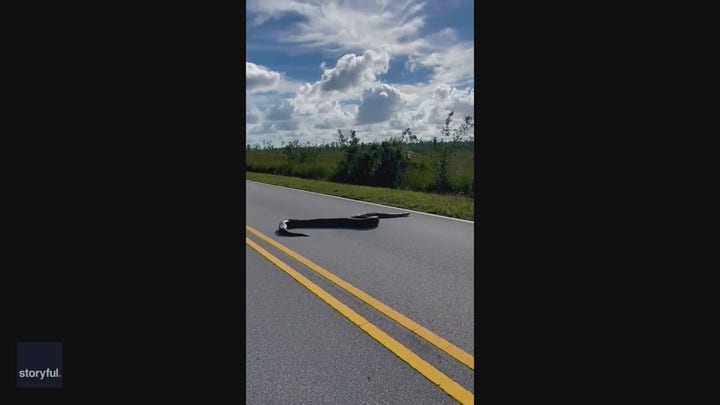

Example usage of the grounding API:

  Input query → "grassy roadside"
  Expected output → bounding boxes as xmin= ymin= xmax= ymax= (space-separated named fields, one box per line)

xmin=246 ymin=172 xmax=474 ymax=221
xmin=246 ymin=141 xmax=474 ymax=196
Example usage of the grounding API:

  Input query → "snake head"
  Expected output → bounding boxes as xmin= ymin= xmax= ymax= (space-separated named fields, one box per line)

xmin=278 ymin=219 xmax=309 ymax=237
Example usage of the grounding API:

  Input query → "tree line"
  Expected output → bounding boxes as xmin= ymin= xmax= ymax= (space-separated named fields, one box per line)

xmin=246 ymin=111 xmax=474 ymax=195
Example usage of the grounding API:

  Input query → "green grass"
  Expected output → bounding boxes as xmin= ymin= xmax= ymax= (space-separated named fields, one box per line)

xmin=246 ymin=171 xmax=474 ymax=221
xmin=246 ymin=148 xmax=344 ymax=181
xmin=246 ymin=141 xmax=474 ymax=196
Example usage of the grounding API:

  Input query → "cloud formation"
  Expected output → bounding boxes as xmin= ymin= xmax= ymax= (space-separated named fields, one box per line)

xmin=414 ymin=43 xmax=474 ymax=87
xmin=321 ymin=50 xmax=390 ymax=92
xmin=247 ymin=0 xmax=428 ymax=56
xmin=357 ymin=84 xmax=405 ymax=125
xmin=266 ymin=99 xmax=295 ymax=121
xmin=246 ymin=62 xmax=305 ymax=94
xmin=296 ymin=49 xmax=391 ymax=101
xmin=245 ymin=0 xmax=474 ymax=146
xmin=246 ymin=62 xmax=281 ymax=92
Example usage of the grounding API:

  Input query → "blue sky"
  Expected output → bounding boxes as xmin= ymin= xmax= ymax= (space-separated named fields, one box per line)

xmin=246 ymin=0 xmax=474 ymax=147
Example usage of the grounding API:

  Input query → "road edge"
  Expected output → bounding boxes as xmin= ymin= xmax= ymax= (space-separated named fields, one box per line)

xmin=246 ymin=180 xmax=474 ymax=224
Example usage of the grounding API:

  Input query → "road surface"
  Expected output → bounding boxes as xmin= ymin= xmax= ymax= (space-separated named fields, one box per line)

xmin=246 ymin=180 xmax=474 ymax=404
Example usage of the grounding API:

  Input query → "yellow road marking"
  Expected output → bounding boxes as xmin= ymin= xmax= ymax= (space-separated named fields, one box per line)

xmin=246 ymin=225 xmax=474 ymax=370
xmin=246 ymin=237 xmax=474 ymax=405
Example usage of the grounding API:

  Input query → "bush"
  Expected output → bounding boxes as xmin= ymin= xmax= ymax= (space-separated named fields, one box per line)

xmin=283 ymin=139 xmax=320 ymax=164
xmin=333 ymin=129 xmax=412 ymax=188
xmin=374 ymin=139 xmax=409 ymax=188
xmin=431 ymin=111 xmax=474 ymax=194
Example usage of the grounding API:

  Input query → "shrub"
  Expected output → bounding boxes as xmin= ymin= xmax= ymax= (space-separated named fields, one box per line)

xmin=431 ymin=111 xmax=474 ymax=194
xmin=333 ymin=129 xmax=412 ymax=188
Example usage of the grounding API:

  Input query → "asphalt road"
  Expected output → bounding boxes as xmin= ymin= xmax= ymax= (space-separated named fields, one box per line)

xmin=246 ymin=180 xmax=474 ymax=404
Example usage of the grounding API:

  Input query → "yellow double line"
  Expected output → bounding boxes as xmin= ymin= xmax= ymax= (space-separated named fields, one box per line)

xmin=246 ymin=225 xmax=474 ymax=404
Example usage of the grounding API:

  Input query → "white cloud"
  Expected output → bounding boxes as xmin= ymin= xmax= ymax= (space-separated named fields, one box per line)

xmin=246 ymin=111 xmax=260 ymax=124
xmin=320 ymin=50 xmax=390 ymax=92
xmin=309 ymin=101 xmax=356 ymax=129
xmin=262 ymin=98 xmax=301 ymax=132
xmin=246 ymin=62 xmax=305 ymax=95
xmin=388 ymin=109 xmax=415 ymax=131
xmin=295 ymin=49 xmax=391 ymax=102
xmin=246 ymin=101 xmax=262 ymax=127
xmin=275 ymin=78 xmax=305 ymax=94
xmin=246 ymin=62 xmax=280 ymax=92
xmin=248 ymin=0 xmax=474 ymax=90
xmin=266 ymin=99 xmax=295 ymax=121
xmin=246 ymin=77 xmax=474 ymax=146
xmin=247 ymin=0 xmax=428 ymax=56
xmin=357 ymin=84 xmax=405 ymax=125
xmin=413 ymin=43 xmax=474 ymax=87
xmin=245 ymin=0 xmax=475 ymax=147
xmin=408 ymin=84 xmax=474 ymax=137
xmin=273 ymin=120 xmax=300 ymax=131
xmin=433 ymin=83 xmax=452 ymax=101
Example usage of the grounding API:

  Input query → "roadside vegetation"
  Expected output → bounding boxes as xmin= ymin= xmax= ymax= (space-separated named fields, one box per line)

xmin=247 ymin=111 xmax=475 ymax=198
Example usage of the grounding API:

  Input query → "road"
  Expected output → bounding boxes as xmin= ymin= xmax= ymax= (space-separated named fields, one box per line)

xmin=246 ymin=180 xmax=474 ymax=404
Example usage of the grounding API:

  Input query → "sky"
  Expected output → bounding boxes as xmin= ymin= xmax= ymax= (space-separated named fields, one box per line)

xmin=246 ymin=0 xmax=474 ymax=147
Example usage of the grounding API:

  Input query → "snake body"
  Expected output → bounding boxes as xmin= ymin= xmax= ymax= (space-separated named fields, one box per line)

xmin=278 ymin=212 xmax=410 ymax=237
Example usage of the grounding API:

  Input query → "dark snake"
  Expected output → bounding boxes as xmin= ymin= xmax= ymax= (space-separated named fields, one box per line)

xmin=278 ymin=212 xmax=410 ymax=237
